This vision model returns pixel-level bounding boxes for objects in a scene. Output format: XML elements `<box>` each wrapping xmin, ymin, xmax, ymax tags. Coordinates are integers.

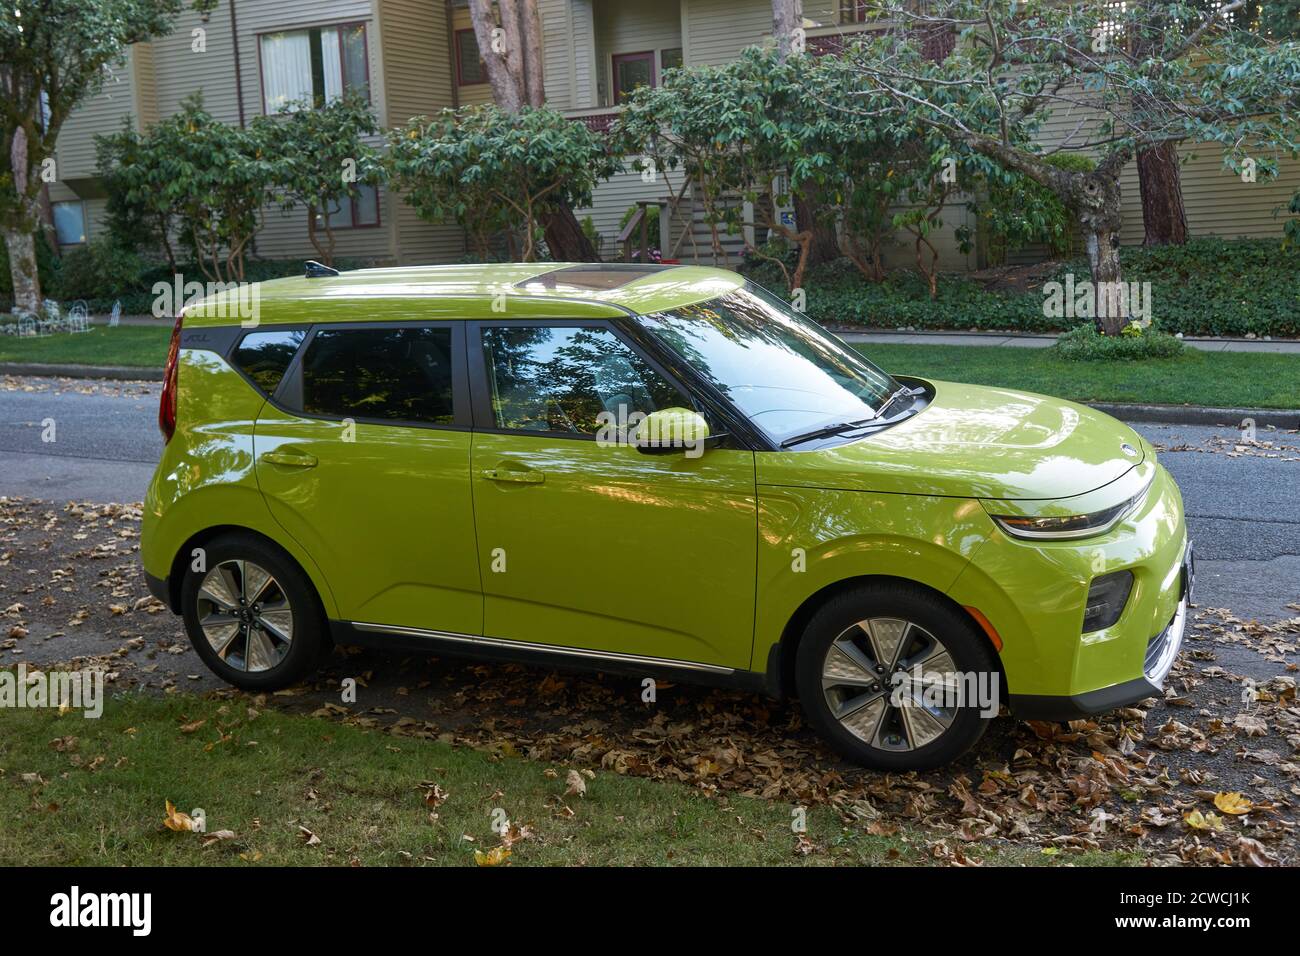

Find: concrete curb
<box><xmin>1</xmin><ymin>364</ymin><xmax>1295</xmax><ymax>428</ymax></box>
<box><xmin>0</xmin><ymin>362</ymin><xmax>163</xmax><ymax>381</ymax></box>
<box><xmin>1087</xmin><ymin>402</ymin><xmax>1299</xmax><ymax>429</ymax></box>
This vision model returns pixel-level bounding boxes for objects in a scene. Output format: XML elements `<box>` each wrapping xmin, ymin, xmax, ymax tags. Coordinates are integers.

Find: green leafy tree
<box><xmin>254</xmin><ymin>91</ymin><xmax>386</xmax><ymax>266</ymax></box>
<box><xmin>388</xmin><ymin>105</ymin><xmax>618</xmax><ymax>263</ymax></box>
<box><xmin>1</xmin><ymin>0</ymin><xmax>187</xmax><ymax>310</ymax></box>
<box><xmin>824</xmin><ymin>0</ymin><xmax>1300</xmax><ymax>332</ymax></box>
<box><xmin>98</xmin><ymin>95</ymin><xmax>272</xmax><ymax>282</ymax></box>
<box><xmin>617</xmin><ymin>49</ymin><xmax>857</xmax><ymax>290</ymax></box>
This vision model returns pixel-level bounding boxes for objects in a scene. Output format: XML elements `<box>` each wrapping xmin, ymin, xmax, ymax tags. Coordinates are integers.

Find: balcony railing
<box><xmin>568</xmin><ymin>106</ymin><xmax>623</xmax><ymax>134</ymax></box>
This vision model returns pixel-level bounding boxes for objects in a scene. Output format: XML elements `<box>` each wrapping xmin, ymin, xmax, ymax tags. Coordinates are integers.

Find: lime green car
<box><xmin>142</xmin><ymin>262</ymin><xmax>1192</xmax><ymax>769</ymax></box>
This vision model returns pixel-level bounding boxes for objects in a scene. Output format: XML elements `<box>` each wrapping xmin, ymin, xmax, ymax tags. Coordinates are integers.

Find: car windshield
<box><xmin>636</xmin><ymin>284</ymin><xmax>901</xmax><ymax>445</ymax></box>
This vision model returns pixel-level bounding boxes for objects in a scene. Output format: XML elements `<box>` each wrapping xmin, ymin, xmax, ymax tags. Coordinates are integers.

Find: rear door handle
<box><xmin>481</xmin><ymin>468</ymin><xmax>544</xmax><ymax>484</ymax></box>
<box><xmin>261</xmin><ymin>450</ymin><xmax>318</xmax><ymax>468</ymax></box>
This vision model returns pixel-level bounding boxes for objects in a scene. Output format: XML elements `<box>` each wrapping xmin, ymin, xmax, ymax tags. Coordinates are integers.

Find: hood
<box><xmin>755</xmin><ymin>380</ymin><xmax>1145</xmax><ymax>501</ymax></box>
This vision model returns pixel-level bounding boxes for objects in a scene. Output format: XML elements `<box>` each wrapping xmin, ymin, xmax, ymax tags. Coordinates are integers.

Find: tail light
<box><xmin>159</xmin><ymin>312</ymin><xmax>183</xmax><ymax>443</ymax></box>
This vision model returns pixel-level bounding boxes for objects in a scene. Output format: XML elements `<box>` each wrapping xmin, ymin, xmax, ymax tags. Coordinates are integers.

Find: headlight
<box><xmin>990</xmin><ymin>471</ymin><xmax>1154</xmax><ymax>541</ymax></box>
<box><xmin>1082</xmin><ymin>570</ymin><xmax>1134</xmax><ymax>632</ymax></box>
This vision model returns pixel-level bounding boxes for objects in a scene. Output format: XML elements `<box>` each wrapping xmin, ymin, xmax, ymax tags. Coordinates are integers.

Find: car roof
<box><xmin>183</xmin><ymin>263</ymin><xmax>748</xmax><ymax>327</ymax></box>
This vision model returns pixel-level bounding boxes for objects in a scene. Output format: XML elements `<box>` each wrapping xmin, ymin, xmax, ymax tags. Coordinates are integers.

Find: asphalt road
<box><xmin>0</xmin><ymin>376</ymin><xmax>1297</xmax><ymax>625</ymax></box>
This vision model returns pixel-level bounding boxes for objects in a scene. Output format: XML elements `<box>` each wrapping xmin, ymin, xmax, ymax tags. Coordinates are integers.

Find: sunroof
<box><xmin>515</xmin><ymin>263</ymin><xmax>678</xmax><ymax>292</ymax></box>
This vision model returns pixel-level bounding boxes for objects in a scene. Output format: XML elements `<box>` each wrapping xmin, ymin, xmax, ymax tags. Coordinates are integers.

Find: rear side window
<box><xmin>301</xmin><ymin>326</ymin><xmax>455</xmax><ymax>425</ymax></box>
<box><xmin>233</xmin><ymin>330</ymin><xmax>305</xmax><ymax>394</ymax></box>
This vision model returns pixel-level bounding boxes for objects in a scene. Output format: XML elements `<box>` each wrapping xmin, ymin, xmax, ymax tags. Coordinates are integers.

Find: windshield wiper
<box><xmin>876</xmin><ymin>383</ymin><xmax>920</xmax><ymax>420</ymax></box>
<box><xmin>780</xmin><ymin>418</ymin><xmax>876</xmax><ymax>449</ymax></box>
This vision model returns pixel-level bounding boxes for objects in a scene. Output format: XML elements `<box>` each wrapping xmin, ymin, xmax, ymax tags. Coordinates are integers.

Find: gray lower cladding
<box><xmin>1008</xmin><ymin>593</ymin><xmax>1188</xmax><ymax>722</ymax></box>
<box><xmin>331</xmin><ymin>620</ymin><xmax>779</xmax><ymax>697</ymax></box>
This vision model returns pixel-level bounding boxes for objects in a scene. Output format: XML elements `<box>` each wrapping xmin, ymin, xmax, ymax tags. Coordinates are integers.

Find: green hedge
<box><xmin>743</xmin><ymin>238</ymin><xmax>1300</xmax><ymax>338</ymax></box>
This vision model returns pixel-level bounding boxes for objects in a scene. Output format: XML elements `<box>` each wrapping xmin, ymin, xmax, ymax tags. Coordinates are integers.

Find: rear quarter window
<box><xmin>232</xmin><ymin>330</ymin><xmax>306</xmax><ymax>395</ymax></box>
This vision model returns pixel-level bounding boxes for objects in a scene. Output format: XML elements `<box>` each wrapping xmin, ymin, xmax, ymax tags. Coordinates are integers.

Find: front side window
<box><xmin>301</xmin><ymin>326</ymin><xmax>455</xmax><ymax>424</ymax></box>
<box><xmin>260</xmin><ymin>23</ymin><xmax>369</xmax><ymax>113</ymax></box>
<box><xmin>233</xmin><ymin>329</ymin><xmax>305</xmax><ymax>394</ymax></box>
<box><xmin>636</xmin><ymin>286</ymin><xmax>900</xmax><ymax>446</ymax></box>
<box><xmin>52</xmin><ymin>201</ymin><xmax>87</xmax><ymax>245</ymax></box>
<box><xmin>482</xmin><ymin>325</ymin><xmax>684</xmax><ymax>436</ymax></box>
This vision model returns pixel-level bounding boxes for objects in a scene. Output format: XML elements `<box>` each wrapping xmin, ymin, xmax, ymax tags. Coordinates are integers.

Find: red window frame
<box><xmin>455</xmin><ymin>28</ymin><xmax>488</xmax><ymax>86</ymax></box>
<box><xmin>611</xmin><ymin>50</ymin><xmax>656</xmax><ymax>104</ymax></box>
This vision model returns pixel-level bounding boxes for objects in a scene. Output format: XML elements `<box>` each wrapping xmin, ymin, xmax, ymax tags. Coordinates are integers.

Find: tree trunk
<box><xmin>542</xmin><ymin>206</ymin><xmax>598</xmax><ymax>261</ymax></box>
<box><xmin>519</xmin><ymin>0</ymin><xmax>546</xmax><ymax>107</ymax></box>
<box><xmin>469</xmin><ymin>0</ymin><xmax>523</xmax><ymax>112</ymax></box>
<box><xmin>5</xmin><ymin>125</ymin><xmax>43</xmax><ymax>311</ymax></box>
<box><xmin>1084</xmin><ymin>227</ymin><xmax>1128</xmax><ymax>336</ymax></box>
<box><xmin>1072</xmin><ymin>168</ymin><xmax>1130</xmax><ymax>335</ymax></box>
<box><xmin>772</xmin><ymin>0</ymin><xmax>803</xmax><ymax>60</ymax></box>
<box><xmin>795</xmin><ymin>189</ymin><xmax>839</xmax><ymax>270</ymax></box>
<box><xmin>1137</xmin><ymin>141</ymin><xmax>1189</xmax><ymax>246</ymax></box>
<box><xmin>4</xmin><ymin>228</ymin><xmax>41</xmax><ymax>313</ymax></box>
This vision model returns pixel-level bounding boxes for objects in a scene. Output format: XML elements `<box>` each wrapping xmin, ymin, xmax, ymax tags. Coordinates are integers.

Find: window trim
<box><xmin>269</xmin><ymin>320</ymin><xmax>471</xmax><ymax>432</ymax></box>
<box><xmin>256</xmin><ymin>20</ymin><xmax>372</xmax><ymax>116</ymax></box>
<box><xmin>466</xmin><ymin>317</ymin><xmax>708</xmax><ymax>443</ymax></box>
<box><xmin>610</xmin><ymin>50</ymin><xmax>656</xmax><ymax>105</ymax></box>
<box><xmin>51</xmin><ymin>199</ymin><xmax>88</xmax><ymax>246</ymax></box>
<box><xmin>454</xmin><ymin>27</ymin><xmax>488</xmax><ymax>86</ymax></box>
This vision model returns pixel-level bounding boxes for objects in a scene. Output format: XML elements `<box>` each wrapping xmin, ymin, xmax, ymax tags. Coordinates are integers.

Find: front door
<box><xmin>254</xmin><ymin>321</ymin><xmax>481</xmax><ymax>635</ymax></box>
<box><xmin>468</xmin><ymin>320</ymin><xmax>757</xmax><ymax>669</ymax></box>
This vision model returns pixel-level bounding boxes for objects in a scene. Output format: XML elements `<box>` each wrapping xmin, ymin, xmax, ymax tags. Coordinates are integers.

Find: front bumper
<box><xmin>1010</xmin><ymin>580</ymin><xmax>1188</xmax><ymax>720</ymax></box>
<box><xmin>947</xmin><ymin>462</ymin><xmax>1191</xmax><ymax>717</ymax></box>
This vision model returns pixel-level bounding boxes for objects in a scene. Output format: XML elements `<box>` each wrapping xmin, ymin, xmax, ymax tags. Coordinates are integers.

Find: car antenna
<box><xmin>305</xmin><ymin>260</ymin><xmax>340</xmax><ymax>278</ymax></box>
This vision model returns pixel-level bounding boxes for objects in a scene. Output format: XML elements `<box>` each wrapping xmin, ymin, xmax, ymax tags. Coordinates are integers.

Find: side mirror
<box><xmin>633</xmin><ymin>407</ymin><xmax>714</xmax><ymax>456</ymax></box>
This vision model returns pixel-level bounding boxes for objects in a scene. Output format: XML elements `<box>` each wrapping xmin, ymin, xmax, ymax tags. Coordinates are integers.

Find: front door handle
<box><xmin>481</xmin><ymin>468</ymin><xmax>544</xmax><ymax>484</ymax></box>
<box><xmin>261</xmin><ymin>450</ymin><xmax>318</xmax><ymax>468</ymax></box>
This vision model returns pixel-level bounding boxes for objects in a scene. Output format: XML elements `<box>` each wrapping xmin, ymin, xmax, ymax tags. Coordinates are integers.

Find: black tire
<box><xmin>795</xmin><ymin>581</ymin><xmax>1000</xmax><ymax>771</ymax></box>
<box><xmin>181</xmin><ymin>532</ymin><xmax>328</xmax><ymax>691</ymax></box>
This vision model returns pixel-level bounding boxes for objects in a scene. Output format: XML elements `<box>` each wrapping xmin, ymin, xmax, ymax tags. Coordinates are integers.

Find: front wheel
<box><xmin>181</xmin><ymin>533</ymin><xmax>328</xmax><ymax>691</ymax></box>
<box><xmin>795</xmin><ymin>583</ymin><xmax>1001</xmax><ymax>770</ymax></box>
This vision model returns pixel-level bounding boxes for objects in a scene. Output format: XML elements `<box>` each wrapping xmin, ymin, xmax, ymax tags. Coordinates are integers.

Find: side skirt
<box><xmin>330</xmin><ymin>620</ymin><xmax>776</xmax><ymax>697</ymax></box>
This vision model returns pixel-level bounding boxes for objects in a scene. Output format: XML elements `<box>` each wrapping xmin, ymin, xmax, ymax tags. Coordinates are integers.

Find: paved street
<box><xmin>1</xmin><ymin>374</ymin><xmax>1296</xmax><ymax>624</ymax></box>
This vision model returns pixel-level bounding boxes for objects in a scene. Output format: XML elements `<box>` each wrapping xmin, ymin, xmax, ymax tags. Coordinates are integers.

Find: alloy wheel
<box><xmin>820</xmin><ymin>617</ymin><xmax>962</xmax><ymax>752</ymax></box>
<box><xmin>196</xmin><ymin>559</ymin><xmax>294</xmax><ymax>672</ymax></box>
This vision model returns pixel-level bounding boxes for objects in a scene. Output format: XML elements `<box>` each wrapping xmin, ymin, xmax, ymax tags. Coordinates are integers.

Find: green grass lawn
<box><xmin>0</xmin><ymin>325</ymin><xmax>171</xmax><ymax>368</ymax></box>
<box><xmin>0</xmin><ymin>691</ymin><xmax>1136</xmax><ymax>867</ymax></box>
<box><xmin>859</xmin><ymin>343</ymin><xmax>1300</xmax><ymax>409</ymax></box>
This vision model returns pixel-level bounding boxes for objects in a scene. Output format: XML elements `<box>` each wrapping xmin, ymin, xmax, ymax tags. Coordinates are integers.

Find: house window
<box><xmin>611</xmin><ymin>51</ymin><xmax>655</xmax><ymax>104</ymax></box>
<box><xmin>456</xmin><ymin>28</ymin><xmax>487</xmax><ymax>85</ymax></box>
<box><xmin>661</xmin><ymin>47</ymin><xmax>683</xmax><ymax>72</ymax></box>
<box><xmin>317</xmin><ymin>184</ymin><xmax>381</xmax><ymax>230</ymax></box>
<box><xmin>260</xmin><ymin>23</ymin><xmax>369</xmax><ymax>113</ymax></box>
<box><xmin>52</xmin><ymin>201</ymin><xmax>87</xmax><ymax>245</ymax></box>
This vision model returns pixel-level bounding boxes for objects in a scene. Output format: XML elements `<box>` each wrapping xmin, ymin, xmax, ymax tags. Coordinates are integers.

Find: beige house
<box><xmin>50</xmin><ymin>0</ymin><xmax>1299</xmax><ymax>270</ymax></box>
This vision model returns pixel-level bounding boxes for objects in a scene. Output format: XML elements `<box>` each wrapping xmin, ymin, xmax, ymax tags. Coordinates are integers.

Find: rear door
<box><xmin>466</xmin><ymin>319</ymin><xmax>758</xmax><ymax>669</ymax></box>
<box><xmin>252</xmin><ymin>321</ymin><xmax>481</xmax><ymax>634</ymax></box>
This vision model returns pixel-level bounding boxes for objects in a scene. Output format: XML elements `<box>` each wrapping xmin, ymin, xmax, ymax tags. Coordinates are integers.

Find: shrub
<box><xmin>1052</xmin><ymin>323</ymin><xmax>1186</xmax><ymax>361</ymax></box>
<box><xmin>54</xmin><ymin>237</ymin><xmax>148</xmax><ymax>301</ymax></box>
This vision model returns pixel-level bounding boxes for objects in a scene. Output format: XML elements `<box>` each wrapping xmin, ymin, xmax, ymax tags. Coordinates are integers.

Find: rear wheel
<box><xmin>181</xmin><ymin>533</ymin><xmax>327</xmax><ymax>691</ymax></box>
<box><xmin>795</xmin><ymin>583</ymin><xmax>1000</xmax><ymax>770</ymax></box>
